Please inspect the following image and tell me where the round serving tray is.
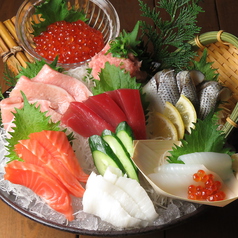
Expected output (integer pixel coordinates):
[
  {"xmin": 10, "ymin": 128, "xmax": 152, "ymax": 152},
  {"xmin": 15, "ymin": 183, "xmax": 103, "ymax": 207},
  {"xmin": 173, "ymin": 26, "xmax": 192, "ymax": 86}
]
[{"xmin": 0, "ymin": 188, "xmax": 209, "ymax": 236}]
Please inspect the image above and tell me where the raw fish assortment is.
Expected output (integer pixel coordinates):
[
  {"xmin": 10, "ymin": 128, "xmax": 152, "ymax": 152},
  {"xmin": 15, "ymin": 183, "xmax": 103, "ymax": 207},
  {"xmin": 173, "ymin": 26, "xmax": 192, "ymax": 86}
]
[{"xmin": 1, "ymin": 0, "xmax": 238, "ymax": 231}]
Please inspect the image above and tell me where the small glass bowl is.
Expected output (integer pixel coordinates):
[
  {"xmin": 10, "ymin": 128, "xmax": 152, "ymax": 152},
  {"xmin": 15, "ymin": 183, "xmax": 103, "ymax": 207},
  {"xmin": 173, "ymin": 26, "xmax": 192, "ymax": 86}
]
[{"xmin": 15, "ymin": 0, "xmax": 120, "ymax": 69}]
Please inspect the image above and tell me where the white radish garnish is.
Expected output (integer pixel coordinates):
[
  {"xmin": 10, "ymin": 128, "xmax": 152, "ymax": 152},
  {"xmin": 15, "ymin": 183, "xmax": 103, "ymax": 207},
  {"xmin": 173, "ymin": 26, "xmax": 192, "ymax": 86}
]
[{"xmin": 82, "ymin": 166, "xmax": 158, "ymax": 228}]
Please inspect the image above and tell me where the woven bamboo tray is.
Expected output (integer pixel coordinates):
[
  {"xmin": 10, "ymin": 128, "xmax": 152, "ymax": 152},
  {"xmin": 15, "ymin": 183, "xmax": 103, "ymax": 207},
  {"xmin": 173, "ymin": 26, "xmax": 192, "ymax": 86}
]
[
  {"xmin": 189, "ymin": 31, "xmax": 238, "ymax": 107},
  {"xmin": 188, "ymin": 30, "xmax": 238, "ymax": 135}
]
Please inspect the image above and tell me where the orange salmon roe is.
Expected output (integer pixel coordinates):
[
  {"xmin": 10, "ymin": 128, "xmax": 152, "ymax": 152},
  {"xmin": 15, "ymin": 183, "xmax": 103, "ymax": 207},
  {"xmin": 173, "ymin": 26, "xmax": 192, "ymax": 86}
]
[
  {"xmin": 188, "ymin": 169, "xmax": 226, "ymax": 201},
  {"xmin": 33, "ymin": 20, "xmax": 104, "ymax": 64}
]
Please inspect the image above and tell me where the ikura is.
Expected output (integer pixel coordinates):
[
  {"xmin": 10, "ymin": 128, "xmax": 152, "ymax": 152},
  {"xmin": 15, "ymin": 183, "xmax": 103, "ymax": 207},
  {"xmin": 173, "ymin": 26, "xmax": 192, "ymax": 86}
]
[
  {"xmin": 33, "ymin": 20, "xmax": 104, "ymax": 64},
  {"xmin": 187, "ymin": 169, "xmax": 226, "ymax": 201}
]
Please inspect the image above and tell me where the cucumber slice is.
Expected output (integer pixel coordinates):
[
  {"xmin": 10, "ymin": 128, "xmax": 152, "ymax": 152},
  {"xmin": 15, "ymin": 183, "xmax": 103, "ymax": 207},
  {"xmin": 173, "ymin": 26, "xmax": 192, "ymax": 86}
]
[
  {"xmin": 115, "ymin": 121, "xmax": 134, "ymax": 157},
  {"xmin": 89, "ymin": 135, "xmax": 125, "ymax": 176},
  {"xmin": 102, "ymin": 129, "xmax": 139, "ymax": 181}
]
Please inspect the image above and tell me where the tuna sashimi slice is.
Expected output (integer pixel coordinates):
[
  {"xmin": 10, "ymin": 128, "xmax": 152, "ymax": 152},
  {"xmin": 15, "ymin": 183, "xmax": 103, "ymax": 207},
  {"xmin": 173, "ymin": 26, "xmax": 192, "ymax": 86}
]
[
  {"xmin": 61, "ymin": 101, "xmax": 115, "ymax": 137},
  {"xmin": 107, "ymin": 89, "xmax": 146, "ymax": 139},
  {"xmin": 83, "ymin": 93, "xmax": 127, "ymax": 129},
  {"xmin": 0, "ymin": 96, "xmax": 62, "ymax": 131},
  {"xmin": 33, "ymin": 64, "xmax": 92, "ymax": 101},
  {"xmin": 4, "ymin": 160, "xmax": 74, "ymax": 221},
  {"xmin": 29, "ymin": 130, "xmax": 89, "ymax": 182},
  {"xmin": 15, "ymin": 139, "xmax": 85, "ymax": 197},
  {"xmin": 9, "ymin": 75, "xmax": 74, "ymax": 114}
]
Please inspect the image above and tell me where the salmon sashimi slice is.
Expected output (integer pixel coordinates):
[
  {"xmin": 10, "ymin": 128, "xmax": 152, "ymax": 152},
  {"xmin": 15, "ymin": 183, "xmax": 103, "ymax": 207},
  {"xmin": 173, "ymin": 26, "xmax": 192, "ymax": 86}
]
[
  {"xmin": 32, "ymin": 64, "xmax": 92, "ymax": 101},
  {"xmin": 15, "ymin": 139, "xmax": 85, "ymax": 197},
  {"xmin": 9, "ymin": 75, "xmax": 74, "ymax": 114},
  {"xmin": 29, "ymin": 130, "xmax": 89, "ymax": 182},
  {"xmin": 4, "ymin": 160, "xmax": 74, "ymax": 221}
]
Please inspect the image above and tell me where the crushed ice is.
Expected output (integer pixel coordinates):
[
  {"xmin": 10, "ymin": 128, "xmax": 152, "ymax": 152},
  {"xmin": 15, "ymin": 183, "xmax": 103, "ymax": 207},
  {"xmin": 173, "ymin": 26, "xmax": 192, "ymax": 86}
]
[{"xmin": 0, "ymin": 112, "xmax": 200, "ymax": 231}]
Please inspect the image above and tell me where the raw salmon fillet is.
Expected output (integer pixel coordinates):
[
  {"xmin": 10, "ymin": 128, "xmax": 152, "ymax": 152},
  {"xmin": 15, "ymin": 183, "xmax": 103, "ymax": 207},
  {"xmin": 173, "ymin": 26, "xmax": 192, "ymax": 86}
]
[
  {"xmin": 29, "ymin": 130, "xmax": 89, "ymax": 182},
  {"xmin": 4, "ymin": 160, "xmax": 74, "ymax": 221},
  {"xmin": 15, "ymin": 139, "xmax": 85, "ymax": 197}
]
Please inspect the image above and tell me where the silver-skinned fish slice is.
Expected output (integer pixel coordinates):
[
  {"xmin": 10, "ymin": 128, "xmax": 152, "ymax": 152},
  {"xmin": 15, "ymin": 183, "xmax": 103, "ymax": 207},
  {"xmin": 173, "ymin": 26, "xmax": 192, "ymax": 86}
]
[
  {"xmin": 157, "ymin": 69, "xmax": 180, "ymax": 107},
  {"xmin": 198, "ymin": 81, "xmax": 222, "ymax": 120},
  {"xmin": 176, "ymin": 70, "xmax": 200, "ymax": 111}
]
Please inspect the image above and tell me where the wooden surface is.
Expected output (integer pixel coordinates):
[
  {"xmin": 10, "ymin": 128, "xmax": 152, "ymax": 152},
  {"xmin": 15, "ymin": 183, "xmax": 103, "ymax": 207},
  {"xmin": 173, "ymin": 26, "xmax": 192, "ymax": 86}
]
[{"xmin": 1, "ymin": 0, "xmax": 238, "ymax": 237}]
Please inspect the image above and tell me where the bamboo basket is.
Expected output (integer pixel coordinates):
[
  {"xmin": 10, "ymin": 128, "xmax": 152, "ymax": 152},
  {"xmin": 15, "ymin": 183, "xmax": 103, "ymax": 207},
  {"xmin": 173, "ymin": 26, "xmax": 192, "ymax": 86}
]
[{"xmin": 189, "ymin": 30, "xmax": 238, "ymax": 136}]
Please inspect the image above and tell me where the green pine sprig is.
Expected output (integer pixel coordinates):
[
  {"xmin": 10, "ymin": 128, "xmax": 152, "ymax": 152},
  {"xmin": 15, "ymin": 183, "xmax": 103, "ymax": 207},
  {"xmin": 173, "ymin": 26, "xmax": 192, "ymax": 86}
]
[{"xmin": 138, "ymin": 0, "xmax": 203, "ymax": 71}]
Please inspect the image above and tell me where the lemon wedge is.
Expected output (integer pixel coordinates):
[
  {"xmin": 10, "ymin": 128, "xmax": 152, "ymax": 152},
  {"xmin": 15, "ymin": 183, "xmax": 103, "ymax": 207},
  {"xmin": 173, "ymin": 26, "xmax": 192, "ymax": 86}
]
[
  {"xmin": 148, "ymin": 112, "xmax": 179, "ymax": 141},
  {"xmin": 175, "ymin": 94, "xmax": 197, "ymax": 133},
  {"xmin": 163, "ymin": 101, "xmax": 185, "ymax": 139}
]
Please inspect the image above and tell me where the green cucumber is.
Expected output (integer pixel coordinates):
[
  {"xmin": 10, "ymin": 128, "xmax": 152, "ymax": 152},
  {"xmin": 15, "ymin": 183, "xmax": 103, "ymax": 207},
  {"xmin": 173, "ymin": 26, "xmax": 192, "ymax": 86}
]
[
  {"xmin": 115, "ymin": 121, "xmax": 134, "ymax": 157},
  {"xmin": 89, "ymin": 135, "xmax": 125, "ymax": 176},
  {"xmin": 102, "ymin": 129, "xmax": 139, "ymax": 181}
]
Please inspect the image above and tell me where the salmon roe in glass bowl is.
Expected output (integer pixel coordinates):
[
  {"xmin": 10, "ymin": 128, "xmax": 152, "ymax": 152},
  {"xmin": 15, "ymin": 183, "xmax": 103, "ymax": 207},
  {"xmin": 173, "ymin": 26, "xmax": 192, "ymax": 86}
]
[{"xmin": 15, "ymin": 0, "xmax": 120, "ymax": 69}]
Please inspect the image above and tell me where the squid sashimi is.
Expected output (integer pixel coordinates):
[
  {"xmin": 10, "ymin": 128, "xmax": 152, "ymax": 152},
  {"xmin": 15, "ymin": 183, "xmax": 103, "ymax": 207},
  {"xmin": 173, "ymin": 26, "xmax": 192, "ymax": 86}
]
[
  {"xmin": 9, "ymin": 76, "xmax": 74, "ymax": 114},
  {"xmin": 29, "ymin": 130, "xmax": 89, "ymax": 182},
  {"xmin": 15, "ymin": 139, "xmax": 85, "ymax": 197},
  {"xmin": 178, "ymin": 152, "xmax": 233, "ymax": 181},
  {"xmin": 61, "ymin": 101, "xmax": 115, "ymax": 137},
  {"xmin": 4, "ymin": 160, "xmax": 74, "ymax": 221},
  {"xmin": 32, "ymin": 64, "xmax": 92, "ymax": 101},
  {"xmin": 83, "ymin": 167, "xmax": 158, "ymax": 228}
]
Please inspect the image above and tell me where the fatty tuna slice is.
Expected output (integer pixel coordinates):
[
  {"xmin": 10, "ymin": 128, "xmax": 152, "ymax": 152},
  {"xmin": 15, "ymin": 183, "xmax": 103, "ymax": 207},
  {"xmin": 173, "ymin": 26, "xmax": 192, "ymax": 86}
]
[
  {"xmin": 61, "ymin": 101, "xmax": 115, "ymax": 137},
  {"xmin": 29, "ymin": 130, "xmax": 89, "ymax": 182},
  {"xmin": 4, "ymin": 160, "xmax": 74, "ymax": 221},
  {"xmin": 0, "ymin": 97, "xmax": 62, "ymax": 131},
  {"xmin": 33, "ymin": 64, "xmax": 92, "ymax": 101},
  {"xmin": 15, "ymin": 139, "xmax": 85, "ymax": 197},
  {"xmin": 83, "ymin": 93, "xmax": 127, "ymax": 128},
  {"xmin": 9, "ymin": 76, "xmax": 74, "ymax": 114}
]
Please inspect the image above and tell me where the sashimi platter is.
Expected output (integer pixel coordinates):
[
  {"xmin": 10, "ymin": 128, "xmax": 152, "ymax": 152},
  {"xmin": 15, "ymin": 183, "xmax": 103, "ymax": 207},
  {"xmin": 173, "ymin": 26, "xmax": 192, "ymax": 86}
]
[{"xmin": 1, "ymin": 0, "xmax": 238, "ymax": 235}]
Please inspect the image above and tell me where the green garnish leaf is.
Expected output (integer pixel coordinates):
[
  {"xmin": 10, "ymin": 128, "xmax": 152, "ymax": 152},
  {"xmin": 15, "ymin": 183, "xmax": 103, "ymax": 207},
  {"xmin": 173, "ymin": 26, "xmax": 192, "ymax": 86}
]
[
  {"xmin": 189, "ymin": 48, "xmax": 219, "ymax": 81},
  {"xmin": 32, "ymin": 0, "xmax": 87, "ymax": 36},
  {"xmin": 167, "ymin": 112, "xmax": 234, "ymax": 163},
  {"xmin": 6, "ymin": 92, "xmax": 62, "ymax": 162},
  {"xmin": 139, "ymin": 0, "xmax": 203, "ymax": 71},
  {"xmin": 16, "ymin": 57, "xmax": 63, "ymax": 80},
  {"xmin": 92, "ymin": 62, "xmax": 141, "ymax": 95},
  {"xmin": 107, "ymin": 21, "xmax": 142, "ymax": 58}
]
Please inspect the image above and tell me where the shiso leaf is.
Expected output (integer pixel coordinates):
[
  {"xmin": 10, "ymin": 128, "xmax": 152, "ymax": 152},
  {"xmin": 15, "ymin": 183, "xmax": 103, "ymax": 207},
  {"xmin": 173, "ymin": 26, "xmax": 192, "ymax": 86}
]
[
  {"xmin": 189, "ymin": 49, "xmax": 219, "ymax": 81},
  {"xmin": 16, "ymin": 57, "xmax": 63, "ymax": 80},
  {"xmin": 107, "ymin": 21, "xmax": 142, "ymax": 58},
  {"xmin": 92, "ymin": 62, "xmax": 141, "ymax": 95},
  {"xmin": 6, "ymin": 92, "xmax": 62, "ymax": 162},
  {"xmin": 167, "ymin": 112, "xmax": 234, "ymax": 164},
  {"xmin": 32, "ymin": 0, "xmax": 87, "ymax": 36}
]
